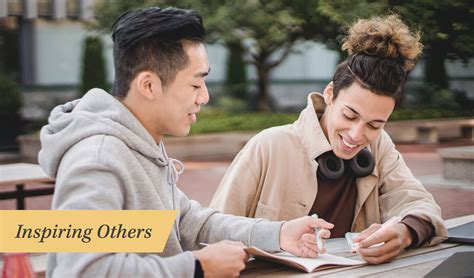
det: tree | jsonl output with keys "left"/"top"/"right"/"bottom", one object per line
{"left": 316, "top": 0, "right": 474, "bottom": 90}
{"left": 277, "top": 1, "right": 336, "bottom": 56}
{"left": 390, "top": 0, "right": 474, "bottom": 89}
{"left": 79, "top": 36, "right": 108, "bottom": 97}
{"left": 93, "top": 0, "right": 340, "bottom": 111}
{"left": 204, "top": 1, "right": 306, "bottom": 110}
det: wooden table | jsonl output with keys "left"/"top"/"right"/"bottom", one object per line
{"left": 241, "top": 215, "right": 474, "bottom": 277}
{"left": 0, "top": 215, "right": 471, "bottom": 277}
{"left": 0, "top": 163, "right": 54, "bottom": 209}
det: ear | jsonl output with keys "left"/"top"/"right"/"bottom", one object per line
{"left": 323, "top": 82, "right": 334, "bottom": 105}
{"left": 134, "top": 71, "right": 162, "bottom": 100}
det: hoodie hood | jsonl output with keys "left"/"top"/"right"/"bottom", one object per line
{"left": 39, "top": 88, "right": 166, "bottom": 178}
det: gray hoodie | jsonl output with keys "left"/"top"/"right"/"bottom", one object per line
{"left": 39, "top": 89, "right": 282, "bottom": 277}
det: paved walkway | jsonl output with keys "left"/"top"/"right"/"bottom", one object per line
{"left": 179, "top": 141, "right": 474, "bottom": 219}
{"left": 0, "top": 140, "right": 473, "bottom": 219}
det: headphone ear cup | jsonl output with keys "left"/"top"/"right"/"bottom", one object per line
{"left": 316, "top": 151, "right": 345, "bottom": 180}
{"left": 348, "top": 148, "right": 375, "bottom": 178}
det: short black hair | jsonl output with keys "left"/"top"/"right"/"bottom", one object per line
{"left": 111, "top": 7, "right": 205, "bottom": 98}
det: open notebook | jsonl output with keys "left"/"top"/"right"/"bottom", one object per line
{"left": 245, "top": 246, "right": 365, "bottom": 273}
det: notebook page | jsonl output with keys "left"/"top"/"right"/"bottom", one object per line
{"left": 246, "top": 246, "right": 365, "bottom": 273}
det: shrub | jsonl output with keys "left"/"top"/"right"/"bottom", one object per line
{"left": 0, "top": 74, "right": 22, "bottom": 116}
{"left": 79, "top": 36, "right": 107, "bottom": 97}
{"left": 405, "top": 82, "right": 466, "bottom": 110}
{"left": 189, "top": 107, "right": 473, "bottom": 135}
{"left": 0, "top": 74, "right": 22, "bottom": 150}
{"left": 224, "top": 43, "right": 248, "bottom": 101}
{"left": 190, "top": 109, "right": 298, "bottom": 134}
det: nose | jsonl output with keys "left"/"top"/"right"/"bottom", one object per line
{"left": 348, "top": 122, "right": 365, "bottom": 142}
{"left": 197, "top": 83, "right": 209, "bottom": 105}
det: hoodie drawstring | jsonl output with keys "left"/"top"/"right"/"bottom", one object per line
{"left": 157, "top": 141, "right": 184, "bottom": 241}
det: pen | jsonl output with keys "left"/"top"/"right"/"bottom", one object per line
{"left": 351, "top": 215, "right": 403, "bottom": 252}
{"left": 311, "top": 214, "right": 322, "bottom": 252}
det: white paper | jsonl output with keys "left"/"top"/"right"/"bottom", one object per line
{"left": 246, "top": 246, "right": 365, "bottom": 273}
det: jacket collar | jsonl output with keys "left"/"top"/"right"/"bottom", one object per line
{"left": 293, "top": 92, "right": 382, "bottom": 221}
{"left": 292, "top": 92, "right": 333, "bottom": 161}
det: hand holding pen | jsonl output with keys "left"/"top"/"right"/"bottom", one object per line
{"left": 353, "top": 216, "right": 414, "bottom": 264}
{"left": 279, "top": 215, "right": 333, "bottom": 258}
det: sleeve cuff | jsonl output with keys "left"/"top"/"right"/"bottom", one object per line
{"left": 249, "top": 220, "right": 284, "bottom": 252}
{"left": 161, "top": 251, "right": 196, "bottom": 277}
{"left": 194, "top": 258, "right": 204, "bottom": 278}
{"left": 401, "top": 215, "right": 435, "bottom": 249}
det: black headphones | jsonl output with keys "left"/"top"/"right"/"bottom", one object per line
{"left": 316, "top": 148, "right": 375, "bottom": 180}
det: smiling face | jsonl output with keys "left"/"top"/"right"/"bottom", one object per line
{"left": 152, "top": 42, "right": 210, "bottom": 138}
{"left": 320, "top": 82, "right": 395, "bottom": 160}
{"left": 123, "top": 42, "right": 210, "bottom": 142}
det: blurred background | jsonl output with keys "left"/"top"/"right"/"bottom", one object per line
{"left": 0, "top": 3, "right": 473, "bottom": 274}
{"left": 0, "top": 0, "right": 473, "bottom": 153}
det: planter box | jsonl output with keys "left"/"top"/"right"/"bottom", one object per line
{"left": 17, "top": 133, "right": 41, "bottom": 163}
{"left": 384, "top": 118, "right": 473, "bottom": 143}
{"left": 17, "top": 132, "right": 257, "bottom": 163}
{"left": 438, "top": 146, "right": 474, "bottom": 183}
{"left": 16, "top": 117, "right": 473, "bottom": 162}
{"left": 163, "top": 132, "right": 256, "bottom": 161}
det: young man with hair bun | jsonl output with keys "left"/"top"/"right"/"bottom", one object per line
{"left": 210, "top": 14, "right": 448, "bottom": 264}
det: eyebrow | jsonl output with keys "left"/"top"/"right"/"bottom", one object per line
{"left": 344, "top": 105, "right": 387, "bottom": 123}
{"left": 194, "top": 67, "right": 211, "bottom": 78}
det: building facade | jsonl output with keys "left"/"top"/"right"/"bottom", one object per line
{"left": 1, "top": 0, "right": 473, "bottom": 115}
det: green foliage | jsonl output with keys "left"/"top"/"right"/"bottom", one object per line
{"left": 404, "top": 83, "right": 474, "bottom": 110}
{"left": 0, "top": 74, "right": 22, "bottom": 116}
{"left": 390, "top": 108, "right": 473, "bottom": 121}
{"left": 189, "top": 107, "right": 473, "bottom": 135}
{"left": 79, "top": 36, "right": 108, "bottom": 97}
{"left": 316, "top": 0, "right": 474, "bottom": 89}
{"left": 215, "top": 96, "right": 248, "bottom": 112}
{"left": 0, "top": 26, "right": 20, "bottom": 80}
{"left": 89, "top": 0, "right": 149, "bottom": 31}
{"left": 93, "top": 0, "right": 325, "bottom": 111}
{"left": 190, "top": 109, "right": 298, "bottom": 134}
{"left": 93, "top": 0, "right": 473, "bottom": 109}
{"left": 390, "top": 1, "right": 474, "bottom": 61}
{"left": 317, "top": 0, "right": 388, "bottom": 26}
{"left": 206, "top": 1, "right": 306, "bottom": 110}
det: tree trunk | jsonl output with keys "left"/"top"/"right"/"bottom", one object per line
{"left": 256, "top": 64, "right": 271, "bottom": 111}
{"left": 424, "top": 41, "right": 449, "bottom": 89}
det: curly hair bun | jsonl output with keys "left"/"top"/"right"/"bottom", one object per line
{"left": 342, "top": 14, "right": 422, "bottom": 72}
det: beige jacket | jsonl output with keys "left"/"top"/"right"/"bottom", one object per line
{"left": 210, "top": 92, "right": 447, "bottom": 246}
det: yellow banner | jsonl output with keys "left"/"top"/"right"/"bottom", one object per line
{"left": 0, "top": 210, "right": 176, "bottom": 253}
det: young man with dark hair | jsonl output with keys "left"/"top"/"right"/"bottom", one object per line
{"left": 39, "top": 7, "right": 332, "bottom": 277}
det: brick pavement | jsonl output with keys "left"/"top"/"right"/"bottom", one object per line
{"left": 1, "top": 140, "right": 472, "bottom": 219}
